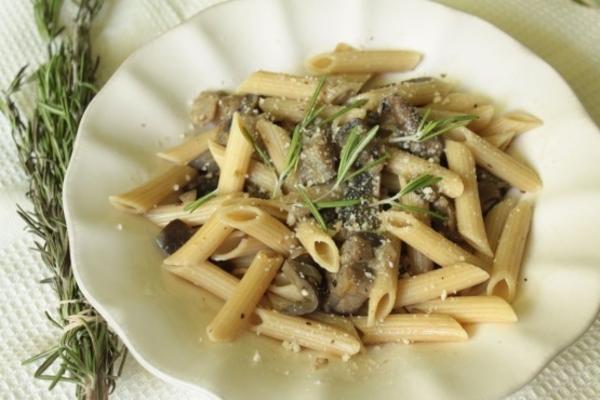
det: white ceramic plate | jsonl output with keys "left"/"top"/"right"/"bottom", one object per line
{"left": 64, "top": 0, "right": 600, "bottom": 399}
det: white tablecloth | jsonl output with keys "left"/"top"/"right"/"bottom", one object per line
{"left": 0, "top": 0, "right": 598, "bottom": 398}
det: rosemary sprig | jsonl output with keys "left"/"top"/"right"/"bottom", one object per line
{"left": 184, "top": 189, "right": 218, "bottom": 213}
{"left": 321, "top": 99, "right": 368, "bottom": 124}
{"left": 275, "top": 76, "right": 327, "bottom": 194}
{"left": 299, "top": 189, "right": 328, "bottom": 231}
{"left": 344, "top": 153, "right": 389, "bottom": 183}
{"left": 1, "top": 1, "right": 127, "bottom": 398}
{"left": 314, "top": 198, "right": 362, "bottom": 209}
{"left": 334, "top": 125, "right": 380, "bottom": 189}
{"left": 389, "top": 108, "right": 478, "bottom": 143}
{"left": 378, "top": 174, "right": 442, "bottom": 205}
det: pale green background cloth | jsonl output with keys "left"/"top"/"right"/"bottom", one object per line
{"left": 0, "top": 0, "right": 598, "bottom": 399}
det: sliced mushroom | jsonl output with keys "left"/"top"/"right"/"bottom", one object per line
{"left": 190, "top": 91, "right": 225, "bottom": 126}
{"left": 155, "top": 219, "right": 193, "bottom": 255}
{"left": 477, "top": 167, "right": 510, "bottom": 214}
{"left": 431, "top": 195, "right": 462, "bottom": 243}
{"left": 269, "top": 259, "right": 323, "bottom": 316}
{"left": 298, "top": 125, "right": 337, "bottom": 186}
{"left": 323, "top": 234, "right": 376, "bottom": 314}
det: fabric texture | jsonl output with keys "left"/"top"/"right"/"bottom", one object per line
{"left": 0, "top": 0, "right": 598, "bottom": 398}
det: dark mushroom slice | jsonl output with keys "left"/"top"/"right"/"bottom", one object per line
{"left": 477, "top": 167, "right": 510, "bottom": 215}
{"left": 336, "top": 171, "right": 381, "bottom": 235}
{"left": 298, "top": 125, "right": 337, "bottom": 186}
{"left": 155, "top": 219, "right": 193, "bottom": 255}
{"left": 269, "top": 259, "right": 323, "bottom": 316}
{"left": 323, "top": 234, "right": 376, "bottom": 314}
{"left": 431, "top": 195, "right": 462, "bottom": 243}
{"left": 381, "top": 95, "right": 444, "bottom": 163}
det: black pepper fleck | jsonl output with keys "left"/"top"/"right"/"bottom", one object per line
{"left": 241, "top": 313, "right": 245, "bottom": 319}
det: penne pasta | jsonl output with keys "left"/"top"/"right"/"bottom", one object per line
{"left": 479, "top": 111, "right": 543, "bottom": 137}
{"left": 400, "top": 190, "right": 434, "bottom": 275}
{"left": 255, "top": 119, "right": 290, "bottom": 174}
{"left": 386, "top": 148, "right": 464, "bottom": 198}
{"left": 306, "top": 49, "right": 422, "bottom": 74}
{"left": 445, "top": 127, "right": 542, "bottom": 192}
{"left": 220, "top": 205, "right": 298, "bottom": 255}
{"left": 237, "top": 71, "right": 363, "bottom": 104}
{"left": 430, "top": 92, "right": 490, "bottom": 113}
{"left": 445, "top": 140, "right": 493, "bottom": 257}
{"left": 145, "top": 193, "right": 243, "bottom": 227}
{"left": 217, "top": 112, "right": 254, "bottom": 194}
{"left": 484, "top": 129, "right": 517, "bottom": 151}
{"left": 166, "top": 262, "right": 360, "bottom": 356}
{"left": 157, "top": 128, "right": 216, "bottom": 165}
{"left": 421, "top": 105, "right": 494, "bottom": 132}
{"left": 410, "top": 296, "right": 517, "bottom": 324}
{"left": 395, "top": 263, "right": 490, "bottom": 308}
{"left": 209, "top": 140, "right": 277, "bottom": 193}
{"left": 164, "top": 212, "right": 234, "bottom": 266}
{"left": 109, "top": 165, "right": 197, "bottom": 214}
{"left": 367, "top": 236, "right": 401, "bottom": 327}
{"left": 485, "top": 197, "right": 517, "bottom": 253}
{"left": 487, "top": 199, "right": 533, "bottom": 302}
{"left": 351, "top": 78, "right": 456, "bottom": 110}
{"left": 251, "top": 308, "right": 361, "bottom": 356}
{"left": 353, "top": 314, "right": 468, "bottom": 344}
{"left": 207, "top": 250, "right": 283, "bottom": 341}
{"left": 212, "top": 231, "right": 270, "bottom": 261}
{"left": 382, "top": 211, "right": 483, "bottom": 268}
{"left": 295, "top": 220, "right": 340, "bottom": 273}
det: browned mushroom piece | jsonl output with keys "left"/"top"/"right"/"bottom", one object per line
{"left": 297, "top": 125, "right": 337, "bottom": 186}
{"left": 190, "top": 91, "right": 226, "bottom": 126}
{"left": 269, "top": 259, "right": 323, "bottom": 316}
{"left": 323, "top": 234, "right": 376, "bottom": 314}
{"left": 477, "top": 167, "right": 510, "bottom": 214}
{"left": 431, "top": 195, "right": 462, "bottom": 243}
{"left": 381, "top": 95, "right": 444, "bottom": 163}
{"left": 155, "top": 219, "right": 193, "bottom": 255}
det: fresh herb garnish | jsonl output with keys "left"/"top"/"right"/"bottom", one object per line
{"left": 1, "top": 0, "right": 127, "bottom": 397}
{"left": 378, "top": 174, "right": 442, "bottom": 205}
{"left": 321, "top": 99, "right": 368, "bottom": 124}
{"left": 299, "top": 189, "right": 328, "bottom": 231}
{"left": 389, "top": 108, "right": 478, "bottom": 143}
{"left": 275, "top": 76, "right": 327, "bottom": 195}
{"left": 334, "top": 125, "right": 380, "bottom": 189}
{"left": 314, "top": 198, "right": 363, "bottom": 209}
{"left": 184, "top": 188, "right": 218, "bottom": 212}
{"left": 344, "top": 153, "right": 389, "bottom": 183}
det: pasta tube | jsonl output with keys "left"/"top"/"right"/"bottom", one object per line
{"left": 207, "top": 250, "right": 283, "bottom": 341}
{"left": 109, "top": 165, "right": 197, "bottom": 214}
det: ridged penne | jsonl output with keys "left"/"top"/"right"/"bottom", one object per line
{"left": 255, "top": 119, "right": 290, "bottom": 174}
{"left": 220, "top": 205, "right": 298, "bottom": 255}
{"left": 164, "top": 212, "right": 234, "bottom": 266}
{"left": 430, "top": 92, "right": 490, "bottom": 113}
{"left": 212, "top": 232, "right": 270, "bottom": 261}
{"left": 410, "top": 296, "right": 517, "bottom": 323}
{"left": 295, "top": 220, "right": 340, "bottom": 273}
{"left": 398, "top": 187, "right": 434, "bottom": 275}
{"left": 367, "top": 236, "right": 401, "bottom": 327}
{"left": 109, "top": 165, "right": 197, "bottom": 214}
{"left": 395, "top": 263, "right": 490, "bottom": 308}
{"left": 487, "top": 200, "right": 533, "bottom": 302}
{"left": 350, "top": 78, "right": 456, "bottom": 110}
{"left": 445, "top": 140, "right": 493, "bottom": 257}
{"left": 381, "top": 211, "right": 483, "bottom": 268}
{"left": 422, "top": 105, "right": 494, "bottom": 132}
{"left": 157, "top": 128, "right": 216, "bottom": 165}
{"left": 207, "top": 251, "right": 283, "bottom": 341}
{"left": 306, "top": 49, "right": 422, "bottom": 74}
{"left": 217, "top": 112, "right": 254, "bottom": 194}
{"left": 479, "top": 111, "right": 543, "bottom": 137}
{"left": 386, "top": 148, "right": 464, "bottom": 198}
{"left": 209, "top": 140, "right": 277, "bottom": 193}
{"left": 353, "top": 314, "right": 468, "bottom": 344}
{"left": 484, "top": 129, "right": 517, "bottom": 151}
{"left": 237, "top": 71, "right": 363, "bottom": 104}
{"left": 446, "top": 127, "right": 542, "bottom": 192}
